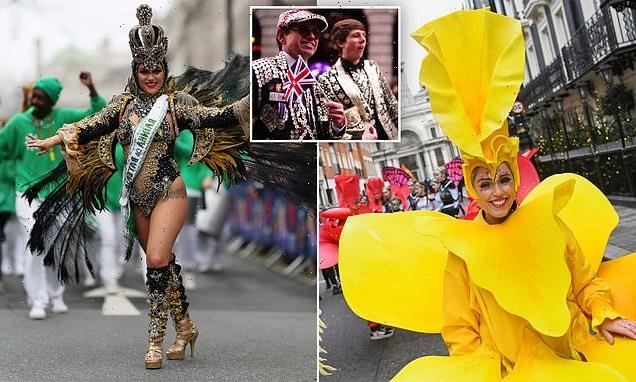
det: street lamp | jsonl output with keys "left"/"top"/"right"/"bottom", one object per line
{"left": 576, "top": 81, "right": 593, "bottom": 100}
{"left": 599, "top": 63, "right": 615, "bottom": 86}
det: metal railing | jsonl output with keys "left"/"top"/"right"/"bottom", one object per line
{"left": 518, "top": 57, "right": 566, "bottom": 106}
{"left": 520, "top": 5, "right": 636, "bottom": 107}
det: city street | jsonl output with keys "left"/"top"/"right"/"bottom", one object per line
{"left": 0, "top": 251, "right": 316, "bottom": 382}
{"left": 320, "top": 203, "right": 636, "bottom": 381}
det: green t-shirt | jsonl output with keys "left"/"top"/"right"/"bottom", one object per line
{"left": 104, "top": 143, "right": 125, "bottom": 211}
{"left": 0, "top": 95, "right": 106, "bottom": 199}
{"left": 175, "top": 130, "right": 212, "bottom": 193}
{"left": 0, "top": 157, "right": 16, "bottom": 213}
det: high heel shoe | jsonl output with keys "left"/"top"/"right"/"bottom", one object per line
{"left": 166, "top": 315, "right": 199, "bottom": 360}
{"left": 144, "top": 266, "right": 170, "bottom": 369}
{"left": 166, "top": 258, "right": 199, "bottom": 360}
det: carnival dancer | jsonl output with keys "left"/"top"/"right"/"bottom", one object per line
{"left": 339, "top": 9, "right": 636, "bottom": 381}
{"left": 252, "top": 9, "right": 346, "bottom": 140}
{"left": 0, "top": 74, "right": 106, "bottom": 319}
{"left": 318, "top": 18, "right": 398, "bottom": 140}
{"left": 26, "top": 4, "right": 315, "bottom": 370}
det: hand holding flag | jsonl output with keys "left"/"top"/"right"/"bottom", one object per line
{"left": 283, "top": 56, "right": 317, "bottom": 102}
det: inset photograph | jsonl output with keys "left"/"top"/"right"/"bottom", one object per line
{"left": 251, "top": 6, "right": 399, "bottom": 141}
{"left": 0, "top": 1, "right": 317, "bottom": 380}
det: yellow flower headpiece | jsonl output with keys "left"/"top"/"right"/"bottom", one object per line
{"left": 412, "top": 9, "right": 525, "bottom": 198}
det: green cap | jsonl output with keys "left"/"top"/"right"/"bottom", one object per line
{"left": 34, "top": 76, "right": 63, "bottom": 104}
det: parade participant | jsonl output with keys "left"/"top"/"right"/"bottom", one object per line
{"left": 318, "top": 18, "right": 398, "bottom": 140}
{"left": 173, "top": 130, "right": 214, "bottom": 289}
{"left": 95, "top": 144, "right": 125, "bottom": 294}
{"left": 195, "top": 175, "right": 232, "bottom": 273}
{"left": 365, "top": 177, "right": 384, "bottom": 212}
{"left": 409, "top": 182, "right": 435, "bottom": 211}
{"left": 27, "top": 5, "right": 314, "bottom": 370}
{"left": 319, "top": 208, "right": 348, "bottom": 295}
{"left": 0, "top": 125, "right": 16, "bottom": 294}
{"left": 434, "top": 167, "right": 460, "bottom": 217}
{"left": 0, "top": 73, "right": 106, "bottom": 319}
{"left": 339, "top": 9, "right": 636, "bottom": 381}
{"left": 27, "top": 5, "right": 242, "bottom": 368}
{"left": 252, "top": 9, "right": 346, "bottom": 140}
{"left": 3, "top": 82, "right": 35, "bottom": 279}
{"left": 407, "top": 178, "right": 417, "bottom": 206}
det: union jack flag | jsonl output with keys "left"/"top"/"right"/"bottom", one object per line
{"left": 282, "top": 56, "right": 316, "bottom": 103}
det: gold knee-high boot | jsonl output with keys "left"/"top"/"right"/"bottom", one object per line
{"left": 166, "top": 258, "right": 199, "bottom": 360}
{"left": 145, "top": 265, "right": 170, "bottom": 369}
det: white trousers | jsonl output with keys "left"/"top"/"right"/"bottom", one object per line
{"left": 1, "top": 214, "right": 23, "bottom": 274}
{"left": 15, "top": 194, "right": 64, "bottom": 308}
{"left": 175, "top": 222, "right": 199, "bottom": 269}
{"left": 95, "top": 209, "right": 120, "bottom": 288}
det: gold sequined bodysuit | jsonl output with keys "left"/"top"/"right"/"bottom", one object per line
{"left": 67, "top": 90, "right": 240, "bottom": 216}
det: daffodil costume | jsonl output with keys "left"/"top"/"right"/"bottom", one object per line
{"left": 339, "top": 9, "right": 636, "bottom": 382}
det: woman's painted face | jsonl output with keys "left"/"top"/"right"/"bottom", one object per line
{"left": 472, "top": 162, "right": 516, "bottom": 224}
{"left": 136, "top": 64, "right": 165, "bottom": 95}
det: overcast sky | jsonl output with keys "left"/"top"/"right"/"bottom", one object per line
{"left": 318, "top": 0, "right": 464, "bottom": 94}
{"left": 0, "top": 0, "right": 461, "bottom": 104}
{"left": 0, "top": 0, "right": 172, "bottom": 84}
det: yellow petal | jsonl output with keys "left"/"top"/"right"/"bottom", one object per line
{"left": 597, "top": 253, "right": 636, "bottom": 321}
{"left": 579, "top": 336, "right": 636, "bottom": 382}
{"left": 339, "top": 211, "right": 448, "bottom": 333}
{"left": 392, "top": 346, "right": 501, "bottom": 382}
{"left": 504, "top": 332, "right": 628, "bottom": 382}
{"left": 414, "top": 179, "right": 574, "bottom": 337}
{"left": 411, "top": 9, "right": 525, "bottom": 157}
{"left": 523, "top": 174, "right": 619, "bottom": 272}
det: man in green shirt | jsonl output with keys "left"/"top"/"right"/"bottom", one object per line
{"left": 0, "top": 73, "right": 106, "bottom": 319}
{"left": 0, "top": 145, "right": 16, "bottom": 294}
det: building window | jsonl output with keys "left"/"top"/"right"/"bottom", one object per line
{"left": 401, "top": 130, "right": 421, "bottom": 146}
{"left": 321, "top": 147, "right": 329, "bottom": 166}
{"left": 326, "top": 189, "right": 335, "bottom": 206}
{"left": 329, "top": 145, "right": 341, "bottom": 173}
{"left": 527, "top": 44, "right": 540, "bottom": 79}
{"left": 430, "top": 125, "right": 437, "bottom": 138}
{"left": 504, "top": 0, "right": 514, "bottom": 17}
{"left": 540, "top": 25, "right": 555, "bottom": 63}
{"left": 434, "top": 147, "right": 445, "bottom": 167}
{"left": 554, "top": 7, "right": 568, "bottom": 49}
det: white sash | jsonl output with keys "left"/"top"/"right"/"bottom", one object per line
{"left": 335, "top": 59, "right": 397, "bottom": 139}
{"left": 119, "top": 95, "right": 168, "bottom": 212}
{"left": 335, "top": 58, "right": 369, "bottom": 123}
